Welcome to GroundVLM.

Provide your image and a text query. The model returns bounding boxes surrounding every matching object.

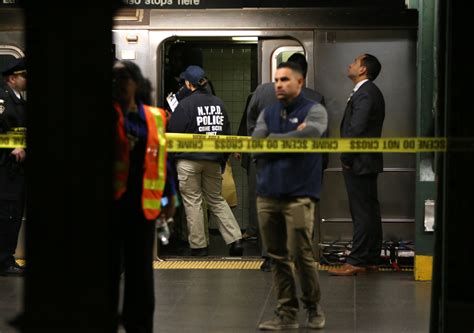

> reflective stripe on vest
[113,103,130,200]
[142,105,167,220]
[113,104,168,220]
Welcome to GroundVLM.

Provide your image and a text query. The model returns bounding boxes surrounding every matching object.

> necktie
[346,90,354,103]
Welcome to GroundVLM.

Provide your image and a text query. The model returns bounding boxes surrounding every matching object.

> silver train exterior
[0,7,418,257]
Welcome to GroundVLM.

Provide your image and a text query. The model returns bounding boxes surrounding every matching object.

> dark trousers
[0,163,25,270]
[0,200,23,269]
[111,201,156,333]
[343,171,382,266]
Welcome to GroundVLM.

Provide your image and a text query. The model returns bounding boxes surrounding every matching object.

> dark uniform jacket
[0,83,26,199]
[340,80,385,175]
[0,84,26,133]
[167,88,231,166]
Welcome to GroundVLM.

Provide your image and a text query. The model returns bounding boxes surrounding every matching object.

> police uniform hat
[1,58,26,76]
[180,65,206,85]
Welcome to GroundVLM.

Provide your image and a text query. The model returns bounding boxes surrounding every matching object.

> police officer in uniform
[167,65,243,256]
[0,58,27,276]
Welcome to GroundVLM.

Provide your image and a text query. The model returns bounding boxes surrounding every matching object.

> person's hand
[11,148,26,162]
[296,122,306,131]
[161,196,176,219]
[342,163,351,171]
[233,152,241,161]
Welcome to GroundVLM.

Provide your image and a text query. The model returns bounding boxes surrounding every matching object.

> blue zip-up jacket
[252,93,328,200]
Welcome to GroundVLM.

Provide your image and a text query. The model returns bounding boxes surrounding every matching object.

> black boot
[229,239,243,256]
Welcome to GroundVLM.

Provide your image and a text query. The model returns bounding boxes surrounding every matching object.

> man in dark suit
[328,54,385,276]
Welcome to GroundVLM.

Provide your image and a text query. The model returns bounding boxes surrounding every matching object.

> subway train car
[2,2,473,332]
[111,6,419,262]
[0,4,419,262]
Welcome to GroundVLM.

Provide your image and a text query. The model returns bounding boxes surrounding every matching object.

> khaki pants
[257,196,321,317]
[176,159,242,249]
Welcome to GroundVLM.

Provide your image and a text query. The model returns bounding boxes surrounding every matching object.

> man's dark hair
[277,61,304,77]
[115,60,153,104]
[287,53,308,79]
[361,54,382,81]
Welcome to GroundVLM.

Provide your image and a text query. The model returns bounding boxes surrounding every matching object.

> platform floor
[0,234,430,332]
[0,266,431,332]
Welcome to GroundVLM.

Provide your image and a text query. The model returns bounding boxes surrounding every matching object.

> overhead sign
[120,0,405,10]
[0,0,405,9]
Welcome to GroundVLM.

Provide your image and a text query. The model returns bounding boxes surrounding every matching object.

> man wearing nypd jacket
[253,62,327,330]
[167,65,243,257]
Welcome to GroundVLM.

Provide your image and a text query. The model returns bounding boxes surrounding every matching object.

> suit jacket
[340,80,385,175]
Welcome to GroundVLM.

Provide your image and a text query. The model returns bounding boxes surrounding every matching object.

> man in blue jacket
[243,53,326,272]
[254,62,327,330]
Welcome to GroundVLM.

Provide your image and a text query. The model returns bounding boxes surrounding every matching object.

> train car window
[271,46,304,81]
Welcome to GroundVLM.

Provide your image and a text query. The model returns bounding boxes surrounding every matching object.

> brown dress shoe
[328,263,366,276]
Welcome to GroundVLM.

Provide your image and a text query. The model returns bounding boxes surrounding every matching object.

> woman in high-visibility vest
[111,60,176,333]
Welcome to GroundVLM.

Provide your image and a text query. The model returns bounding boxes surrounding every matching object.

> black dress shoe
[229,239,244,256]
[8,313,24,329]
[0,265,25,276]
[191,247,208,256]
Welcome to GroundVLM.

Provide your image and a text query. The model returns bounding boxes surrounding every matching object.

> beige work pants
[176,159,242,249]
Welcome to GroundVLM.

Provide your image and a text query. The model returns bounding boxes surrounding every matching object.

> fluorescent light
[232,37,258,41]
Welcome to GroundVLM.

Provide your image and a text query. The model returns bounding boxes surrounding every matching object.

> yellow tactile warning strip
[153,259,263,270]
[319,264,413,272]
[152,260,414,271]
[14,258,413,272]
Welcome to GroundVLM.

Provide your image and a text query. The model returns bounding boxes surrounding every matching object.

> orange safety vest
[113,103,168,220]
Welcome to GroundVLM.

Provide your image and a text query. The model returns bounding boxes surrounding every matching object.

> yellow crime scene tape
[0,132,447,152]
[0,134,27,149]
[165,133,447,153]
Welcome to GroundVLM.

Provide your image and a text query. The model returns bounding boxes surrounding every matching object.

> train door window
[271,46,304,81]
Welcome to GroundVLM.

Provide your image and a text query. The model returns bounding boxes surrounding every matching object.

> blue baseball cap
[180,65,205,85]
